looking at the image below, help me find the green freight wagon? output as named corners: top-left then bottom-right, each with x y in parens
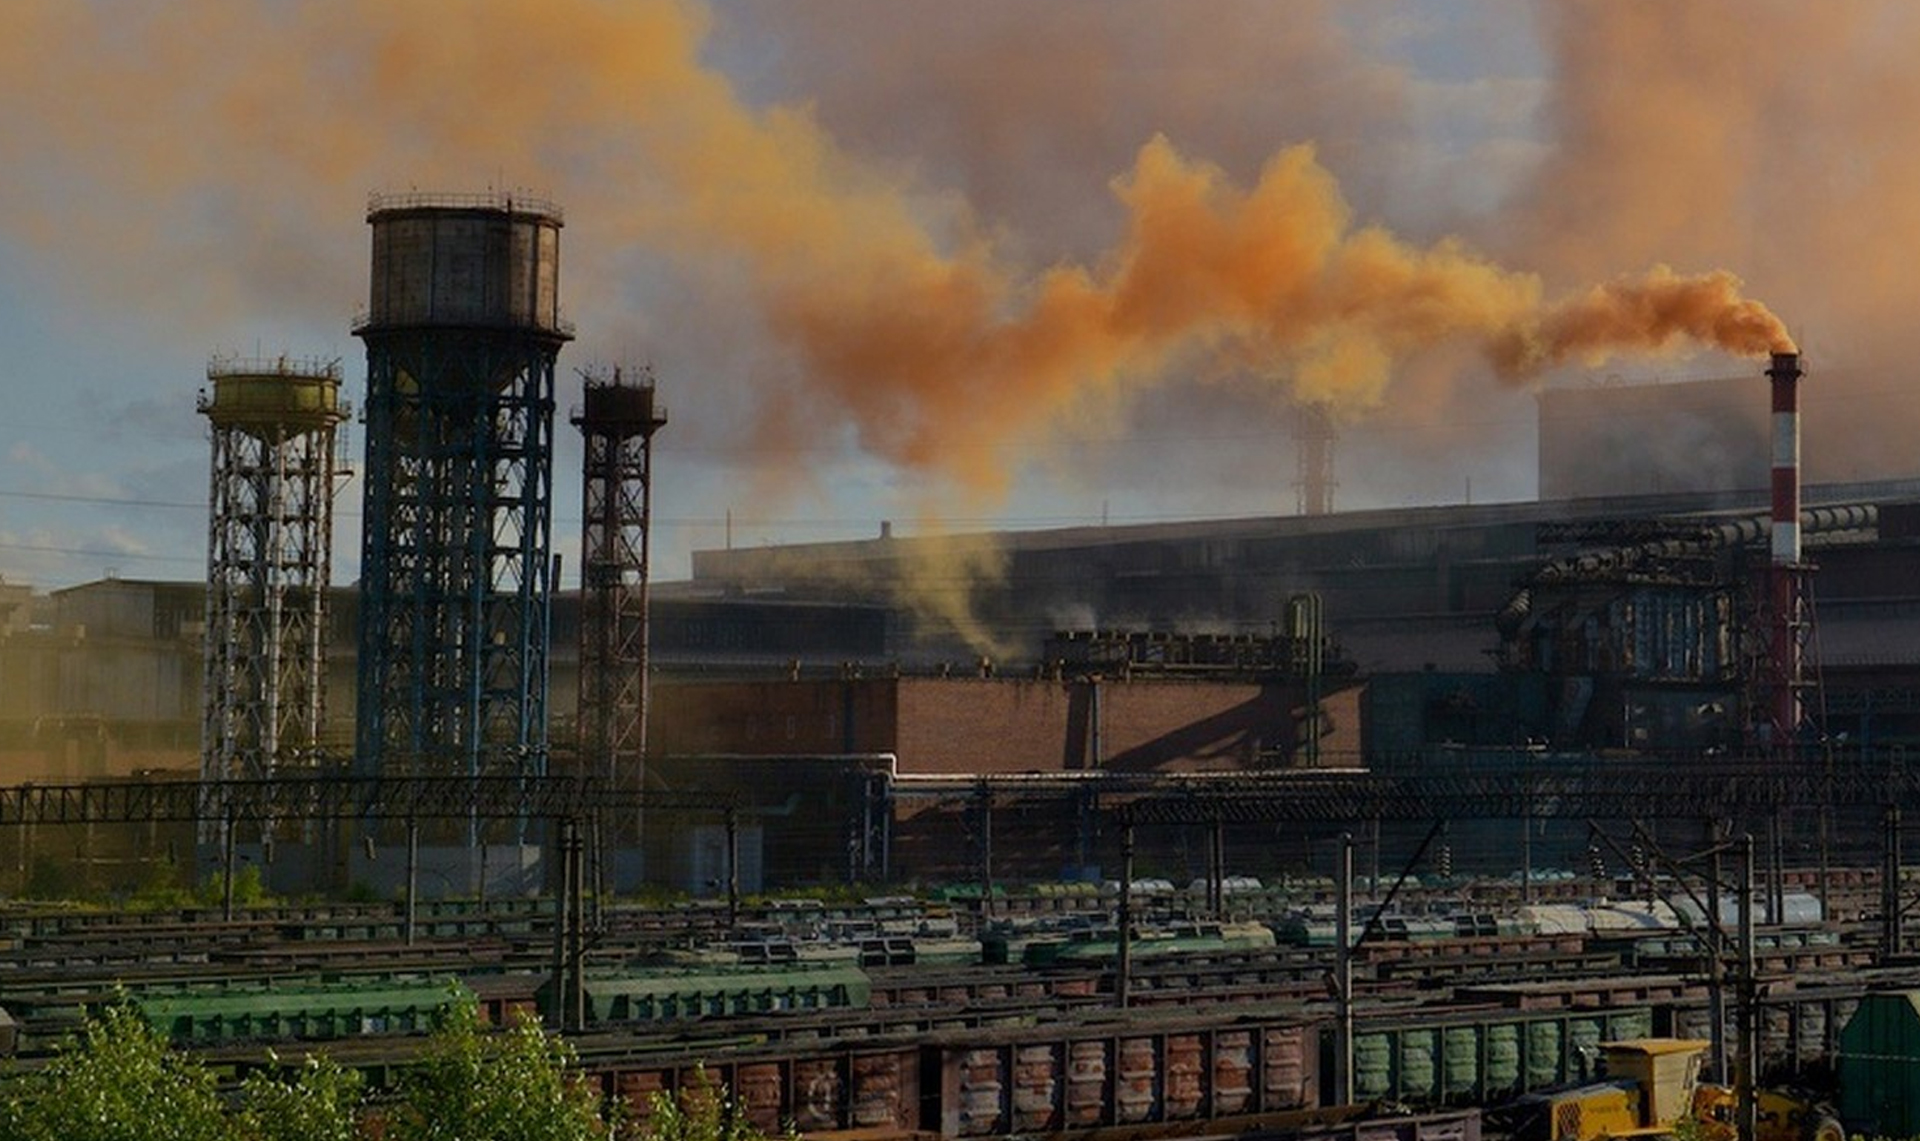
top-left (1351, 1005), bottom-right (1655, 1106)
top-left (582, 963), bottom-right (871, 1024)
top-left (1838, 990), bottom-right (1920, 1138)
top-left (134, 977), bottom-right (470, 1046)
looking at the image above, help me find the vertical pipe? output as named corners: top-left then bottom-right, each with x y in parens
top-left (861, 775), bottom-right (875, 883)
top-left (978, 783), bottom-right (994, 920)
top-left (1818, 806), bottom-right (1831, 924)
top-left (1334, 831), bottom-right (1354, 1108)
top-left (1209, 819), bottom-right (1225, 918)
top-left (1708, 818), bottom-right (1727, 1084)
top-left (725, 807), bottom-right (740, 929)
top-left (1885, 805), bottom-right (1903, 957)
top-left (1075, 788), bottom-right (1096, 876)
top-left (590, 813), bottom-right (604, 931)
top-left (1770, 809), bottom-right (1787, 925)
top-left (881, 774), bottom-right (893, 884)
top-left (1520, 815), bottom-right (1533, 905)
top-left (1088, 680), bottom-right (1102, 770)
top-left (1369, 815), bottom-right (1382, 899)
top-left (570, 823), bottom-right (586, 1031)
top-left (1738, 834), bottom-right (1758, 1141)
top-left (222, 805), bottom-right (237, 922)
top-left (1116, 820), bottom-right (1135, 1010)
top-left (549, 818), bottom-right (571, 1028)
top-left (404, 817), bottom-right (418, 947)
top-left (1768, 351), bottom-right (1803, 743)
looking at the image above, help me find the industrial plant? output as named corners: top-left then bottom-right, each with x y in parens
top-left (7, 192), bottom-right (1920, 1140)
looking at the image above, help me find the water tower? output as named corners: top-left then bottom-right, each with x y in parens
top-left (200, 355), bottom-right (349, 785)
top-left (352, 193), bottom-right (571, 822)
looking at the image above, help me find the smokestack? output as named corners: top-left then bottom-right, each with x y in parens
top-left (1765, 351), bottom-right (1804, 747)
top-left (1293, 402), bottom-right (1337, 517)
top-left (1768, 351), bottom-right (1803, 565)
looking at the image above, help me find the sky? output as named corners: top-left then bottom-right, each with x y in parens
top-left (2, 0), bottom-right (1916, 592)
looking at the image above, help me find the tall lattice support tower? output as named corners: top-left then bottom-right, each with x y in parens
top-left (200, 356), bottom-right (349, 789)
top-left (573, 368), bottom-right (667, 795)
top-left (1293, 401), bottom-right (1337, 516)
top-left (353, 193), bottom-right (571, 815)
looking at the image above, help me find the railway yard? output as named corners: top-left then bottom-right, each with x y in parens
top-left (0, 866), bottom-right (1908, 1140)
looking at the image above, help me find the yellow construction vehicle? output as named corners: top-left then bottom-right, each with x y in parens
top-left (1501, 1038), bottom-right (1842, 1141)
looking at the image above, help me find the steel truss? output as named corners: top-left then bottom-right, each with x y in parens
top-left (16, 755), bottom-right (1920, 840)
top-left (200, 362), bottom-right (347, 785)
top-left (356, 328), bottom-right (563, 783)
top-left (571, 370), bottom-right (666, 794)
top-left (0, 777), bottom-right (731, 826)
top-left (896, 754), bottom-right (1920, 825)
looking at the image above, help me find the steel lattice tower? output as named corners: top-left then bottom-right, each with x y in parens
top-left (353, 192), bottom-right (571, 786)
top-left (199, 356), bottom-right (348, 784)
top-left (572, 368), bottom-right (667, 794)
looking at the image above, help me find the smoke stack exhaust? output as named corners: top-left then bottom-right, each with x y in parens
top-left (1765, 350), bottom-right (1805, 748)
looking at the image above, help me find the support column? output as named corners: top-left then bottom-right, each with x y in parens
top-left (549, 817), bottom-right (573, 1029)
top-left (1738, 834), bottom-right (1758, 1141)
top-left (1116, 821), bottom-right (1135, 1010)
top-left (404, 817), bottom-right (418, 947)
top-left (1886, 805), bottom-right (1904, 958)
top-left (1707, 818), bottom-right (1728, 1084)
top-left (726, 807), bottom-right (740, 930)
top-left (1334, 831), bottom-right (1354, 1108)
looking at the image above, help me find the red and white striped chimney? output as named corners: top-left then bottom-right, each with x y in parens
top-left (1768, 351), bottom-right (1803, 566)
top-left (1767, 351), bottom-right (1803, 743)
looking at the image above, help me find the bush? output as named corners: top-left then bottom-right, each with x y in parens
top-left (386, 999), bottom-right (609, 1141)
top-left (0, 1004), bottom-right (226, 1141)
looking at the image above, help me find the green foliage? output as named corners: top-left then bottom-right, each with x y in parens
top-left (638, 1067), bottom-right (784, 1141)
top-left (0, 1003), bottom-right (227, 1141)
top-left (386, 998), bottom-right (609, 1141)
top-left (125, 859), bottom-right (198, 912)
top-left (199, 862), bottom-right (275, 909)
top-left (238, 1054), bottom-right (366, 1141)
top-left (0, 995), bottom-right (787, 1141)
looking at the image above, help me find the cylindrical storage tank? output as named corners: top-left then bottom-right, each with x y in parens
top-left (362, 192), bottom-right (564, 333)
top-left (203, 357), bottom-right (346, 439)
top-left (581, 378), bottom-right (665, 430)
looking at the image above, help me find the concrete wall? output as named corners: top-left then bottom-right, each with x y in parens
top-left (650, 675), bottom-right (1362, 775)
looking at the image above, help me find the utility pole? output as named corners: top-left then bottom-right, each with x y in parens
top-left (1116, 820), bottom-right (1135, 1010)
top-left (1738, 834), bottom-right (1758, 1141)
top-left (1334, 831), bottom-right (1354, 1108)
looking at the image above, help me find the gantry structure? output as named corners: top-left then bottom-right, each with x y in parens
top-left (353, 193), bottom-right (571, 793)
top-left (571, 367), bottom-right (667, 795)
top-left (199, 355), bottom-right (348, 787)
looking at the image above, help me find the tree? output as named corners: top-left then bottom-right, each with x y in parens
top-left (637, 1068), bottom-right (778, 1141)
top-left (385, 999), bottom-right (608, 1141)
top-left (237, 1054), bottom-right (366, 1141)
top-left (0, 1003), bottom-right (227, 1141)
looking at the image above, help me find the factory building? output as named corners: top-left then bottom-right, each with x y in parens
top-left (13, 349), bottom-right (1920, 889)
top-left (11, 480), bottom-right (1920, 778)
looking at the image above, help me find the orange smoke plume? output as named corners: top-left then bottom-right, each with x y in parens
top-left (1490, 266), bottom-right (1795, 379)
top-left (0, 0), bottom-right (1791, 503)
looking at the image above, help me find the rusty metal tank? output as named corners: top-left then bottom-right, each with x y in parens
top-left (360, 191), bottom-right (564, 334)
